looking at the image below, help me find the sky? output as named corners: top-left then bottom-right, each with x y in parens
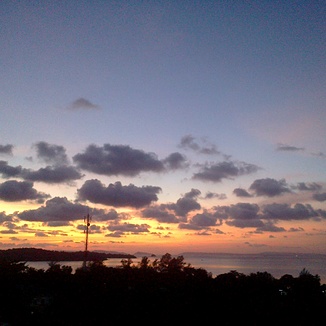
top-left (1, 0), bottom-right (325, 255)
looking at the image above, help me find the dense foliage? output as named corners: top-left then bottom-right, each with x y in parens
top-left (0, 253), bottom-right (325, 325)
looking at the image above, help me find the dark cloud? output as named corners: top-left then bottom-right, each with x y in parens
top-left (0, 161), bottom-right (23, 178)
top-left (107, 222), bottom-right (150, 234)
top-left (295, 182), bottom-right (322, 191)
top-left (179, 134), bottom-right (219, 155)
top-left (189, 212), bottom-right (218, 227)
top-left (22, 165), bottom-right (83, 184)
top-left (0, 160), bottom-right (82, 184)
top-left (17, 197), bottom-right (89, 222)
top-left (249, 178), bottom-right (291, 197)
top-left (162, 152), bottom-right (189, 170)
top-left (33, 141), bottom-right (69, 165)
top-left (92, 209), bottom-right (122, 222)
top-left (0, 144), bottom-right (13, 155)
top-left (276, 143), bottom-right (305, 152)
top-left (166, 189), bottom-right (201, 217)
top-left (141, 206), bottom-right (179, 223)
top-left (233, 188), bottom-right (252, 197)
top-left (0, 180), bottom-right (49, 202)
top-left (203, 191), bottom-right (227, 200)
top-left (193, 161), bottom-right (259, 182)
top-left (227, 203), bottom-right (260, 220)
top-left (214, 203), bottom-right (263, 228)
top-left (77, 179), bottom-right (161, 208)
top-left (68, 98), bottom-right (99, 110)
top-left (312, 192), bottom-right (326, 202)
top-left (0, 211), bottom-right (13, 223)
top-left (73, 144), bottom-right (165, 177)
top-left (261, 203), bottom-right (320, 220)
top-left (227, 219), bottom-right (265, 228)
top-left (256, 222), bottom-right (286, 232)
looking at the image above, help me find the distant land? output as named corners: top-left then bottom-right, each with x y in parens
top-left (0, 248), bottom-right (136, 262)
top-left (179, 252), bottom-right (326, 259)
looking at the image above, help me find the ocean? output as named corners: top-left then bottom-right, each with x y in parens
top-left (25, 252), bottom-right (326, 284)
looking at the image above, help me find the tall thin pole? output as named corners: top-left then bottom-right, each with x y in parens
top-left (83, 213), bottom-right (91, 269)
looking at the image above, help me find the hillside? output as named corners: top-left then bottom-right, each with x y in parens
top-left (0, 248), bottom-right (136, 262)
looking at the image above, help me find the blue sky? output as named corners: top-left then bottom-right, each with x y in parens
top-left (0, 1), bottom-right (325, 254)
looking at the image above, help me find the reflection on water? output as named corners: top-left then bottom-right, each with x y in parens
top-left (26, 254), bottom-right (326, 284)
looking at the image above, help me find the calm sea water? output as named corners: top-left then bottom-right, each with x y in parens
top-left (26, 253), bottom-right (326, 284)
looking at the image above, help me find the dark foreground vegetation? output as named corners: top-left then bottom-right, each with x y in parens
top-left (0, 253), bottom-right (325, 325)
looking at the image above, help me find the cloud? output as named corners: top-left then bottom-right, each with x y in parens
top-left (0, 180), bottom-right (50, 203)
top-left (73, 144), bottom-right (165, 176)
top-left (233, 188), bottom-right (252, 197)
top-left (214, 203), bottom-right (264, 228)
top-left (203, 191), bottom-right (227, 200)
top-left (193, 161), bottom-right (260, 182)
top-left (141, 206), bottom-right (179, 223)
top-left (166, 189), bottom-right (201, 217)
top-left (162, 152), bottom-right (189, 170)
top-left (189, 212), bottom-right (219, 228)
top-left (107, 222), bottom-right (150, 234)
top-left (77, 179), bottom-right (161, 208)
top-left (68, 98), bottom-right (99, 110)
top-left (0, 211), bottom-right (13, 223)
top-left (0, 161), bottom-right (23, 178)
top-left (249, 178), bottom-right (291, 197)
top-left (22, 165), bottom-right (83, 184)
top-left (179, 134), bottom-right (220, 155)
top-left (17, 197), bottom-right (89, 222)
top-left (276, 143), bottom-right (305, 152)
top-left (295, 182), bottom-right (322, 191)
top-left (261, 203), bottom-right (321, 220)
top-left (0, 144), bottom-right (13, 155)
top-left (312, 192), bottom-right (326, 202)
top-left (256, 222), bottom-right (286, 232)
top-left (33, 141), bottom-right (69, 165)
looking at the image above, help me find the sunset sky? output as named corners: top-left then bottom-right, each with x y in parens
top-left (1, 0), bottom-right (325, 255)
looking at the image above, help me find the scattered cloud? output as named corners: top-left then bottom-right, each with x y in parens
top-left (233, 188), bottom-right (252, 197)
top-left (73, 144), bottom-right (165, 176)
top-left (294, 182), bottom-right (322, 192)
top-left (67, 98), bottom-right (99, 110)
top-left (17, 197), bottom-right (89, 222)
top-left (193, 161), bottom-right (260, 182)
top-left (0, 180), bottom-right (50, 203)
top-left (276, 143), bottom-right (305, 152)
top-left (0, 144), bottom-right (13, 155)
top-left (261, 203), bottom-right (322, 221)
top-left (313, 192), bottom-right (326, 202)
top-left (179, 135), bottom-right (220, 155)
top-left (33, 141), bottom-right (69, 165)
top-left (249, 178), bottom-right (291, 197)
top-left (77, 179), bottom-right (161, 208)
top-left (0, 161), bottom-right (23, 178)
top-left (22, 165), bottom-right (83, 184)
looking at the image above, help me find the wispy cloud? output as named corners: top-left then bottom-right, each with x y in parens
top-left (276, 143), bottom-right (305, 152)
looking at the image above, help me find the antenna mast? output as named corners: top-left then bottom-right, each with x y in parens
top-left (83, 212), bottom-right (91, 269)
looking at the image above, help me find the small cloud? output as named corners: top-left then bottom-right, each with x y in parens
top-left (68, 98), bottom-right (99, 110)
top-left (178, 134), bottom-right (220, 155)
top-left (233, 188), bottom-right (252, 197)
top-left (276, 143), bottom-right (304, 152)
top-left (313, 192), bottom-right (326, 202)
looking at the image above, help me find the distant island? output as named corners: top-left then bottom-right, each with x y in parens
top-left (0, 248), bottom-right (136, 262)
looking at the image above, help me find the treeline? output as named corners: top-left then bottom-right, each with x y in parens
top-left (0, 247), bottom-right (135, 261)
top-left (0, 253), bottom-right (325, 325)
